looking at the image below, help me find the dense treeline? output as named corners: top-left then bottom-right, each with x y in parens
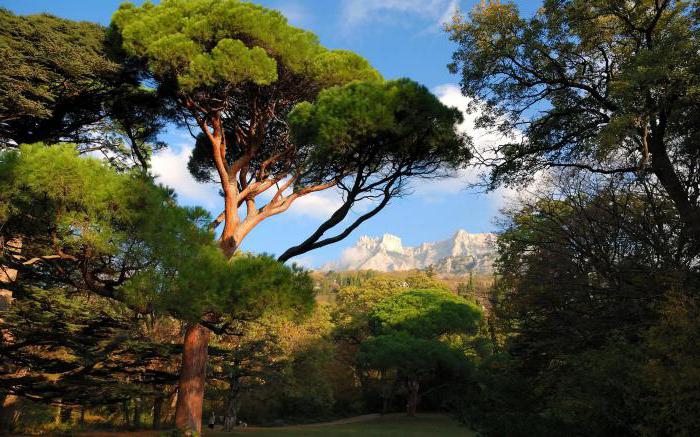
top-left (448, 1), bottom-right (700, 435)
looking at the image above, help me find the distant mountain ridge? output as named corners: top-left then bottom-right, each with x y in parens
top-left (322, 230), bottom-right (497, 273)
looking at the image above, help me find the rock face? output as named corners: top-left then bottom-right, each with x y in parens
top-left (322, 230), bottom-right (497, 273)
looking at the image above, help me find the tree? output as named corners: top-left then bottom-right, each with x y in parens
top-left (0, 286), bottom-right (182, 427)
top-left (334, 274), bottom-right (452, 344)
top-left (112, 0), bottom-right (381, 258)
top-left (358, 289), bottom-right (481, 416)
top-left (209, 323), bottom-right (285, 431)
top-left (474, 172), bottom-right (700, 435)
top-left (110, 2), bottom-right (378, 428)
top-left (0, 9), bottom-right (117, 146)
top-left (0, 144), bottom-right (314, 433)
top-left (0, 9), bottom-right (169, 171)
top-left (112, 1), bottom-right (469, 429)
top-left (448, 0), bottom-right (700, 245)
top-left (277, 79), bottom-right (470, 261)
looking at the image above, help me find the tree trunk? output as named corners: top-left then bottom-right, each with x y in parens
top-left (133, 397), bottom-right (141, 429)
top-left (649, 137), bottom-right (700, 245)
top-left (152, 394), bottom-right (164, 429)
top-left (59, 404), bottom-right (73, 424)
top-left (175, 323), bottom-right (211, 435)
top-left (0, 237), bottom-right (21, 311)
top-left (122, 400), bottom-right (131, 427)
top-left (406, 380), bottom-right (419, 417)
top-left (380, 376), bottom-right (397, 415)
top-left (224, 378), bottom-right (241, 432)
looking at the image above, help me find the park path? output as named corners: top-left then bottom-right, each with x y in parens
top-left (75, 413), bottom-right (388, 436)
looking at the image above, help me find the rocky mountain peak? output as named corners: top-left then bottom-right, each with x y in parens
top-left (322, 230), bottom-right (497, 273)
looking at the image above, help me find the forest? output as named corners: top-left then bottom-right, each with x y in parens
top-left (0, 0), bottom-right (699, 436)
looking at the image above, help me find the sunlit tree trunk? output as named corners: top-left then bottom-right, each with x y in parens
top-left (0, 238), bottom-right (21, 311)
top-left (175, 323), bottom-right (210, 435)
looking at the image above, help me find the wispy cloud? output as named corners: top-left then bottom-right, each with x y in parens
top-left (340, 0), bottom-right (459, 31)
top-left (274, 1), bottom-right (309, 27)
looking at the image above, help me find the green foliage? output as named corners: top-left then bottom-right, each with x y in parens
top-left (0, 8), bottom-right (168, 167)
top-left (124, 252), bottom-right (314, 322)
top-left (333, 273), bottom-right (452, 343)
top-left (336, 273), bottom-right (451, 315)
top-left (641, 291), bottom-right (700, 436)
top-left (288, 79), bottom-right (470, 187)
top-left (353, 288), bottom-right (481, 414)
top-left (112, 0), bottom-right (380, 93)
top-left (0, 143), bottom-right (313, 323)
top-left (0, 143), bottom-right (200, 257)
top-left (0, 9), bottom-right (118, 145)
top-left (358, 332), bottom-right (472, 380)
top-left (447, 0), bottom-right (700, 249)
top-left (464, 176), bottom-right (700, 436)
top-left (369, 289), bottom-right (482, 339)
top-left (0, 285), bottom-right (180, 407)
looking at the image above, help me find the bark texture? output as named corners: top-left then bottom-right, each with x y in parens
top-left (175, 323), bottom-right (211, 435)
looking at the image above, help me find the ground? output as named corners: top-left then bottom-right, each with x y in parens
top-left (78, 414), bottom-right (475, 437)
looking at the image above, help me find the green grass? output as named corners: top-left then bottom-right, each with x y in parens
top-left (209, 415), bottom-right (475, 437)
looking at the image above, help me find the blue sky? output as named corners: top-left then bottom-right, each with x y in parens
top-left (1, 0), bottom-right (540, 267)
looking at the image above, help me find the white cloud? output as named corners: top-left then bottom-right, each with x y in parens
top-left (340, 0), bottom-right (459, 30)
top-left (288, 189), bottom-right (344, 219)
top-left (150, 144), bottom-right (221, 208)
top-left (410, 83), bottom-right (519, 208)
top-left (152, 144), bottom-right (350, 220)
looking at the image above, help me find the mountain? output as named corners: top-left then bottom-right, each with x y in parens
top-left (321, 230), bottom-right (497, 273)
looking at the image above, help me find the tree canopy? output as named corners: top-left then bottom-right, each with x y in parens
top-left (448, 0), bottom-right (700, 243)
top-left (357, 289), bottom-right (481, 416)
top-left (0, 9), bottom-right (169, 172)
top-left (369, 289), bottom-right (482, 339)
top-left (0, 9), bottom-right (118, 146)
top-left (112, 0), bottom-right (383, 257)
top-left (278, 79), bottom-right (470, 261)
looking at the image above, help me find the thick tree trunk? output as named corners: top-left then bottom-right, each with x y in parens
top-left (152, 394), bottom-right (164, 429)
top-left (406, 380), bottom-right (419, 417)
top-left (175, 323), bottom-right (211, 435)
top-left (224, 378), bottom-right (241, 432)
top-left (649, 137), bottom-right (700, 245)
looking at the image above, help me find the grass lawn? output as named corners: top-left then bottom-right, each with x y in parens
top-left (209, 414), bottom-right (475, 437)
